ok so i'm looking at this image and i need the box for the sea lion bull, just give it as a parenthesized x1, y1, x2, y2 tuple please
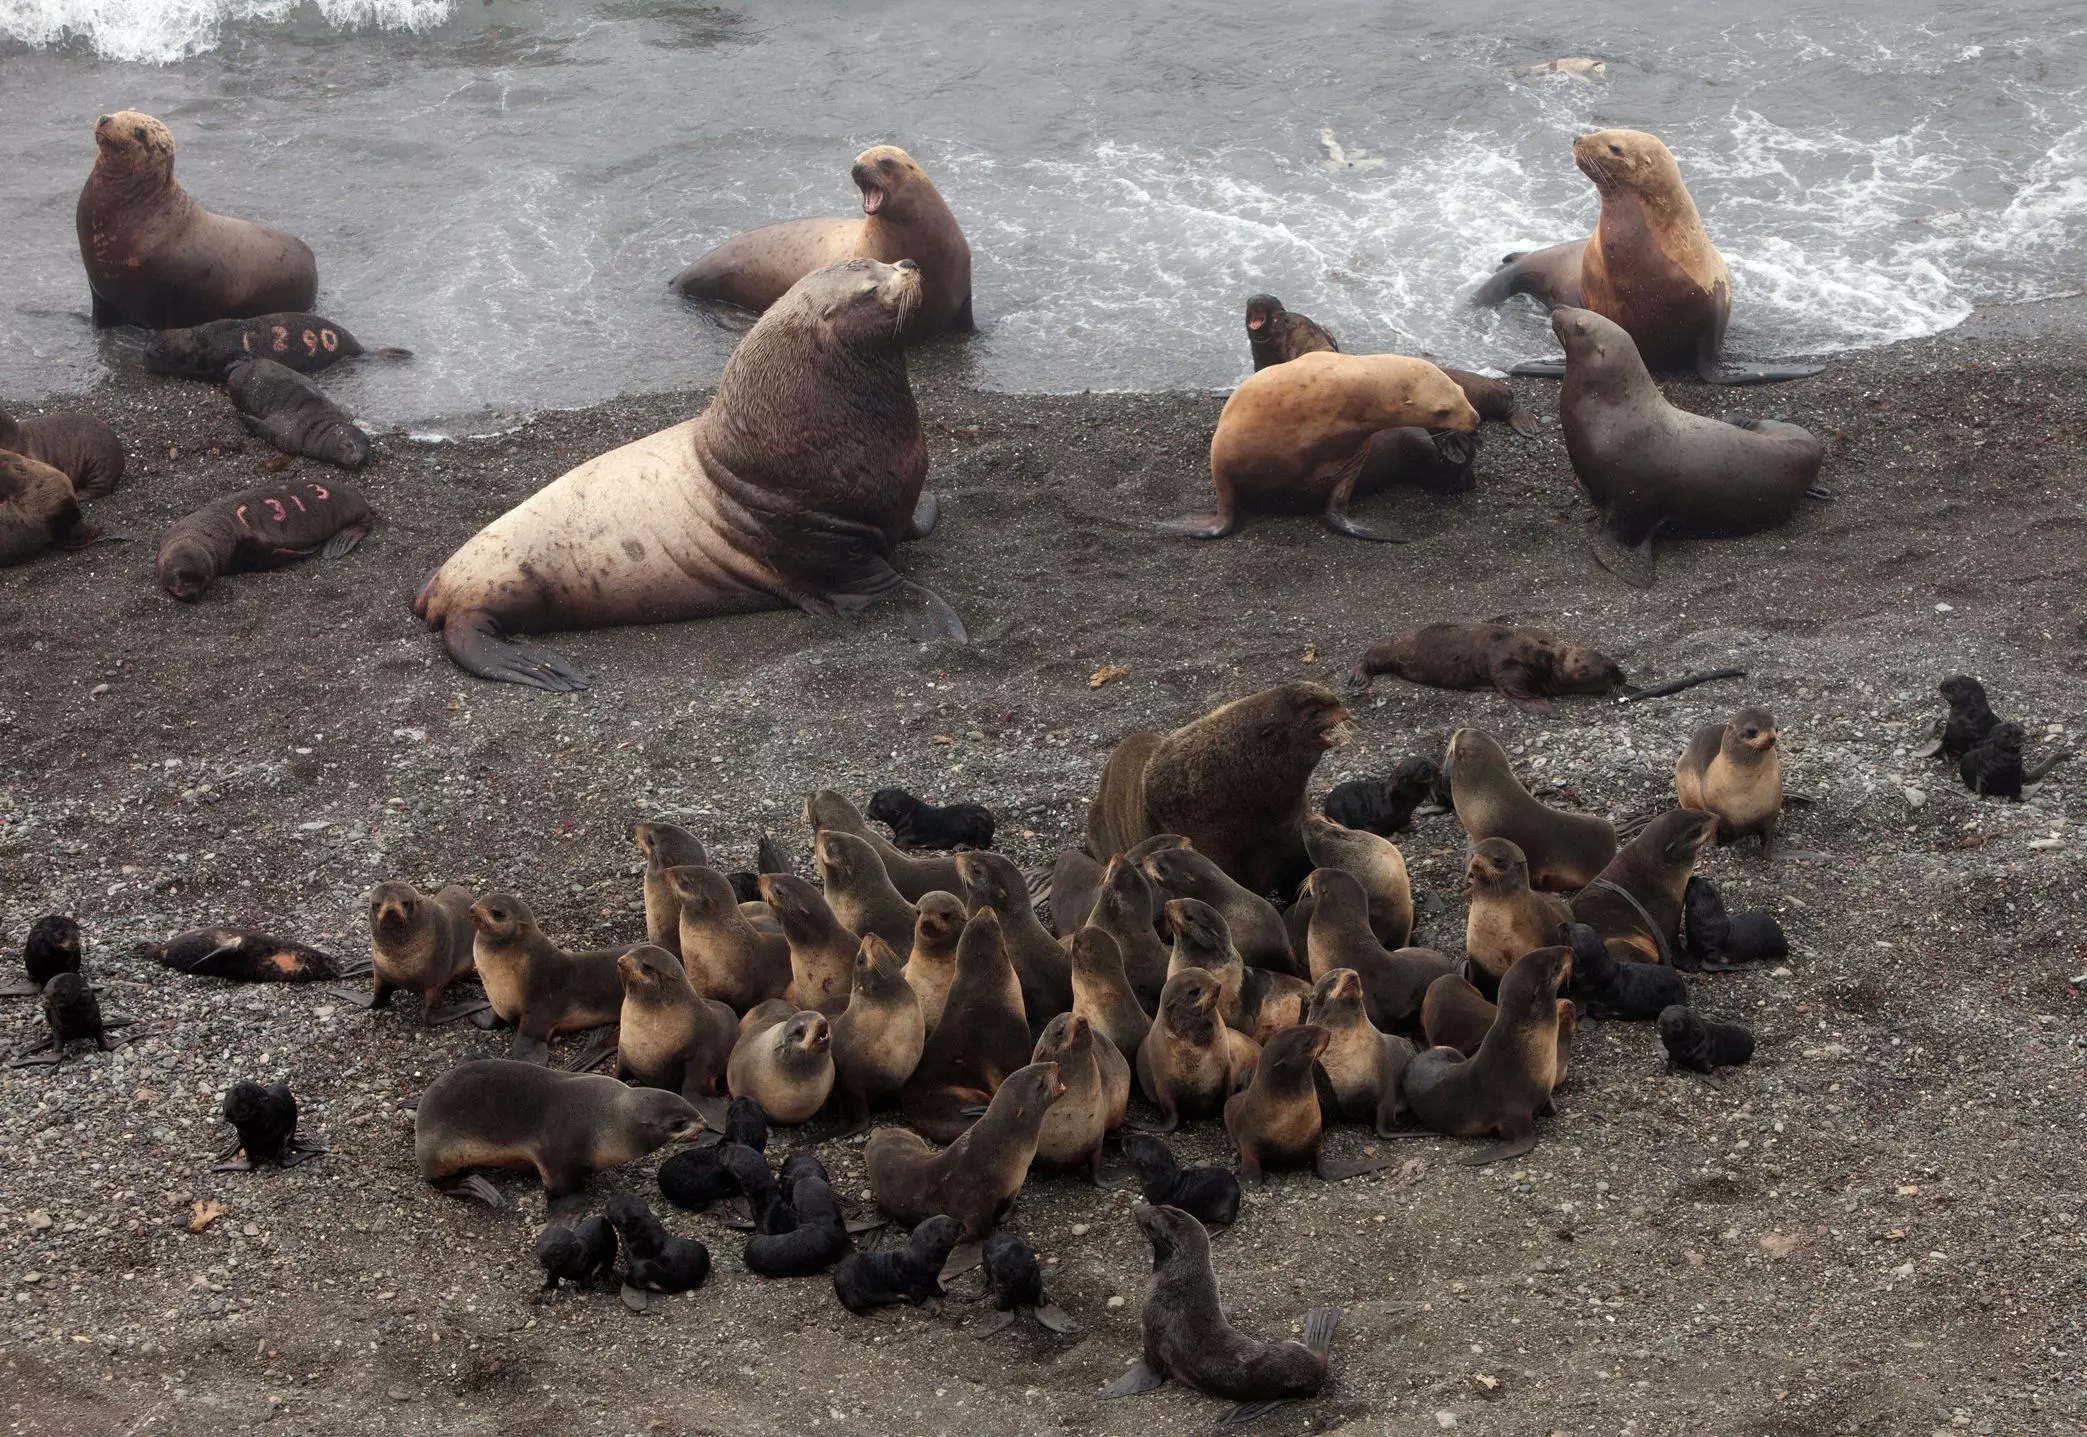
(415, 258, 960, 691)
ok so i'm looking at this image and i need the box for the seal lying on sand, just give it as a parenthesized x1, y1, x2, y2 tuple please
(416, 259, 960, 691)
(0, 407, 124, 500)
(156, 478, 372, 600)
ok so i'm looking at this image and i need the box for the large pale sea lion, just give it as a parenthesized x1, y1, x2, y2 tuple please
(672, 145, 972, 341)
(76, 112, 318, 330)
(1471, 127, 1821, 385)
(414, 259, 961, 691)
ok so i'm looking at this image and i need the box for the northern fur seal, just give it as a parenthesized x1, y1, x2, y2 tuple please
(672, 145, 973, 339)
(1090, 684, 1349, 900)
(1163, 351, 1479, 540)
(1678, 876, 1788, 972)
(900, 908, 1032, 1141)
(1562, 920, 1687, 1019)
(414, 1058, 702, 1208)
(1080, 854, 1172, 1007)
(758, 873, 859, 1015)
(0, 915, 83, 996)
(1675, 705, 1784, 853)
(833, 1214, 965, 1313)
(667, 864, 791, 1009)
(727, 1000, 835, 1124)
(1030, 1012, 1128, 1181)
(417, 259, 959, 691)
(1931, 675, 2001, 760)
(866, 787, 995, 850)
(1225, 1024, 1393, 1182)
(469, 894, 632, 1064)
(9, 973, 133, 1067)
(1555, 306, 1826, 586)
(1164, 898, 1310, 1044)
(1303, 815, 1413, 948)
(1102, 1204, 1338, 1424)
(814, 829, 917, 957)
(606, 1192, 712, 1299)
(1300, 868, 1451, 1031)
(0, 453, 93, 568)
(903, 890, 966, 1031)
(77, 111, 317, 330)
(1420, 970, 1497, 1056)
(1350, 622, 1625, 705)
(804, 790, 966, 902)
(615, 944, 738, 1102)
(0, 407, 124, 501)
(144, 928, 339, 982)
(214, 1081, 321, 1171)
(1308, 968, 1416, 1134)
(143, 313, 406, 380)
(866, 1061, 1065, 1238)
(1121, 1136, 1242, 1229)
(830, 936, 926, 1136)
(1473, 128, 1822, 385)
(1463, 838, 1574, 989)
(955, 850, 1073, 1024)
(1659, 1005, 1756, 1073)
(633, 821, 709, 953)
(1961, 721, 2070, 800)
(1137, 969, 1260, 1131)
(156, 478, 372, 600)
(537, 1216, 618, 1291)
(1402, 944, 1571, 1163)
(1142, 846, 1296, 975)
(226, 358, 370, 467)
(331, 881, 487, 1025)
(1322, 757, 1442, 838)
(1569, 809, 1718, 963)
(1444, 727, 1616, 890)
(1070, 926, 1154, 1063)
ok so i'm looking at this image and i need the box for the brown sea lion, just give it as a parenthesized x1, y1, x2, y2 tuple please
(672, 145, 973, 340)
(1091, 684, 1347, 900)
(1164, 352, 1479, 541)
(1555, 305, 1828, 587)
(143, 312, 406, 380)
(155, 477, 372, 601)
(1419, 971, 1496, 1057)
(1225, 1024, 1393, 1182)
(1303, 815, 1413, 948)
(727, 1000, 835, 1124)
(1163, 899, 1309, 1044)
(1300, 868, 1452, 1032)
(1443, 727, 1616, 891)
(1401, 944, 1571, 1164)
(1350, 622, 1626, 705)
(414, 1058, 701, 1209)
(0, 453, 93, 568)
(331, 881, 486, 1025)
(1078, 853, 1173, 1007)
(866, 1062, 1066, 1239)
(814, 829, 918, 957)
(225, 358, 370, 469)
(1675, 705, 1784, 854)
(1030, 1013, 1127, 1182)
(1140, 846, 1296, 975)
(830, 936, 927, 1137)
(1070, 927, 1153, 1065)
(1473, 128, 1822, 385)
(1307, 968, 1416, 1134)
(667, 865, 791, 1010)
(955, 851, 1073, 1024)
(0, 407, 125, 500)
(468, 893, 634, 1064)
(1570, 809, 1719, 963)
(633, 821, 708, 954)
(614, 944, 738, 1104)
(416, 260, 958, 692)
(804, 791, 965, 902)
(903, 890, 967, 1032)
(76, 111, 317, 330)
(1463, 838, 1575, 990)
(758, 873, 859, 1015)
(1136, 969, 1260, 1132)
(900, 909, 1032, 1142)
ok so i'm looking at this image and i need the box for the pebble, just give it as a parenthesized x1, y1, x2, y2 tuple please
(1106, 1295, 1125, 1309)
(1435, 1412, 1459, 1429)
(1904, 788, 1927, 808)
(1069, 1223, 1090, 1236)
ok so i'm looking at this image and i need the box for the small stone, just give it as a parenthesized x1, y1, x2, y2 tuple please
(386, 1388, 412, 1402)
(1934, 602, 1953, 613)
(89, 683, 109, 699)
(1106, 1295, 1126, 1309)
(2028, 838, 2063, 851)
(1069, 1223, 1090, 1237)
(1903, 788, 1926, 809)
(1435, 1412, 1459, 1429)
(25, 1211, 52, 1232)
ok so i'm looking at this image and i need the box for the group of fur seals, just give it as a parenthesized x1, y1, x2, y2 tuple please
(1919, 675, 2070, 799)
(1352, 622, 1626, 705)
(156, 477, 372, 600)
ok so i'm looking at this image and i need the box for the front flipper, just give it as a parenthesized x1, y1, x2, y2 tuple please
(1156, 509, 1236, 540)
(280, 1140, 326, 1168)
(1507, 360, 1568, 379)
(1462, 1120, 1537, 1166)
(688, 1093, 732, 1131)
(1699, 362, 1826, 386)
(1033, 1303, 1078, 1333)
(436, 1174, 506, 1208)
(439, 611, 590, 693)
(890, 581, 967, 643)
(508, 1032, 553, 1065)
(905, 491, 940, 541)
(941, 1241, 984, 1277)
(1098, 1359, 1167, 1400)
(972, 1310, 1018, 1339)
(423, 997, 493, 1026)
(321, 525, 368, 561)
(1590, 522, 1657, 589)
(1222, 1399, 1296, 1427)
(1805, 484, 1835, 501)
(1507, 407, 1541, 438)
(0, 980, 41, 997)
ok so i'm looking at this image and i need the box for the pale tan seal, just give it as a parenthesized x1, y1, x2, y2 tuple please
(902, 890, 967, 1032)
(726, 1000, 835, 1125)
(667, 865, 792, 1010)
(830, 935, 927, 1137)
(1675, 705, 1784, 855)
(805, 790, 965, 902)
(633, 821, 708, 954)
(1443, 727, 1616, 891)
(814, 828, 918, 957)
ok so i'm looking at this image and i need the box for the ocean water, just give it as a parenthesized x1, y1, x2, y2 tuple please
(1, 0, 2083, 429)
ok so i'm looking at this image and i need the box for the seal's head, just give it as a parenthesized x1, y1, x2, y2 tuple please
(850, 934, 909, 998)
(468, 893, 533, 943)
(1068, 926, 1125, 981)
(1262, 1022, 1332, 1080)
(1307, 966, 1366, 1025)
(368, 881, 422, 937)
(1157, 968, 1222, 1039)
(1465, 837, 1533, 896)
(1939, 674, 1988, 709)
(850, 145, 931, 219)
(1985, 721, 2026, 756)
(913, 890, 966, 949)
(1729, 705, 1779, 754)
(1244, 294, 1286, 336)
(794, 256, 924, 343)
(1162, 897, 1232, 968)
(155, 536, 219, 602)
(1034, 1012, 1094, 1063)
(1572, 127, 1681, 196)
(618, 944, 686, 999)
(93, 111, 175, 179)
(1559, 644, 1627, 693)
(782, 1010, 832, 1059)
(1499, 943, 1573, 1015)
(1134, 1202, 1210, 1267)
(1643, 808, 1720, 868)
(621, 1089, 706, 1148)
(662, 865, 734, 924)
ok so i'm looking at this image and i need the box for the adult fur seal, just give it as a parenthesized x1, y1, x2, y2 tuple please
(727, 1000, 835, 1124)
(1308, 968, 1416, 1134)
(1101, 1203, 1338, 1424)
(667, 864, 791, 1009)
(1164, 899, 1310, 1044)
(1675, 705, 1784, 853)
(1472, 128, 1821, 385)
(0, 407, 125, 500)
(830, 936, 926, 1136)
(1070, 926, 1154, 1063)
(1226, 1023, 1393, 1182)
(332, 881, 486, 1025)
(1300, 868, 1452, 1031)
(758, 873, 859, 1015)
(413, 1058, 702, 1208)
(143, 313, 405, 380)
(1419, 971, 1497, 1056)
(804, 790, 965, 902)
(1463, 838, 1574, 990)
(955, 851, 1073, 1024)
(1350, 622, 1625, 705)
(1080, 854, 1172, 1007)
(1555, 306, 1826, 587)
(814, 829, 917, 957)
(672, 145, 973, 340)
(1030, 1012, 1128, 1182)
(225, 358, 371, 469)
(0, 453, 93, 568)
(416, 259, 959, 691)
(156, 478, 372, 600)
(1162, 352, 1479, 541)
(1569, 809, 1719, 964)
(866, 1061, 1065, 1238)
(1402, 944, 1571, 1163)
(1444, 727, 1616, 890)
(469, 893, 632, 1064)
(615, 944, 738, 1104)
(903, 890, 966, 1031)
(900, 908, 1032, 1141)
(76, 111, 317, 330)
(1142, 845, 1296, 975)
(1090, 684, 1349, 900)
(1303, 815, 1413, 947)
(1137, 969, 1260, 1131)
(633, 821, 708, 953)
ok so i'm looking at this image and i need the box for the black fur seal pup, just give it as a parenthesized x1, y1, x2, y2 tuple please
(633, 821, 708, 954)
(1322, 757, 1441, 838)
(1402, 944, 1570, 1164)
(156, 477, 373, 601)
(332, 881, 487, 1025)
(1561, 921, 1686, 1019)
(976, 1231, 1075, 1335)
(744, 1173, 854, 1278)
(1, 915, 84, 996)
(143, 927, 340, 982)
(143, 312, 407, 380)
(1679, 877, 1788, 972)
(225, 357, 371, 468)
(1922, 674, 2000, 760)
(833, 1214, 965, 1314)
(866, 1061, 1066, 1238)
(1961, 721, 2069, 800)
(10, 972, 133, 1067)
(1101, 1203, 1339, 1425)
(867, 787, 996, 850)
(1120, 1134, 1241, 1229)
(469, 893, 633, 1064)
(537, 1216, 617, 1291)
(1659, 1005, 1756, 1073)
(657, 1139, 773, 1214)
(606, 1191, 711, 1307)
(214, 1080, 322, 1170)
(414, 1059, 703, 1208)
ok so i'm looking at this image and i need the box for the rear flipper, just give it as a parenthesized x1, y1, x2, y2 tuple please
(0, 979, 43, 997)
(371, 346, 414, 361)
(973, 1310, 1018, 1339)
(1033, 1303, 1078, 1333)
(508, 1032, 553, 1065)
(1507, 407, 1541, 438)
(1507, 360, 1568, 379)
(1590, 522, 1657, 589)
(1302, 1304, 1339, 1355)
(905, 491, 940, 541)
(1098, 1358, 1167, 1400)
(1463, 1119, 1537, 1166)
(468, 1007, 506, 1031)
(1222, 1399, 1294, 1426)
(422, 996, 492, 1025)
(437, 610, 590, 693)
(563, 1028, 619, 1073)
(1314, 1149, 1399, 1181)
(436, 1174, 506, 1208)
(1698, 361, 1826, 386)
(322, 525, 367, 561)
(1157, 508, 1237, 541)
(941, 1241, 984, 1277)
(688, 1093, 732, 1131)
(1323, 453, 1410, 544)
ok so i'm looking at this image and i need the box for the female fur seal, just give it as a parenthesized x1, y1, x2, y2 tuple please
(1302, 815, 1413, 948)
(469, 893, 632, 1064)
(668, 864, 791, 1009)
(902, 890, 966, 1031)
(416, 259, 961, 691)
(1163, 352, 1479, 541)
(1463, 838, 1574, 990)
(1225, 1023, 1393, 1182)
(865, 1061, 1065, 1238)
(156, 478, 372, 600)
(1029, 1012, 1129, 1182)
(829, 936, 926, 1136)
(1472, 128, 1821, 385)
(76, 112, 317, 330)
(1555, 306, 1827, 587)
(1570, 809, 1718, 964)
(955, 850, 1073, 1024)
(0, 407, 125, 500)
(804, 790, 966, 902)
(900, 909, 1032, 1141)
(143, 312, 405, 380)
(1070, 926, 1154, 1064)
(1444, 727, 1615, 890)
(1675, 706, 1784, 854)
(1137, 969, 1260, 1132)
(1079, 854, 1172, 1007)
(1300, 868, 1452, 1031)
(1401, 944, 1571, 1164)
(814, 829, 917, 957)
(615, 944, 738, 1103)
(633, 821, 708, 953)
(1350, 622, 1625, 704)
(727, 1000, 834, 1124)
(1307, 968, 1416, 1135)
(332, 881, 486, 1025)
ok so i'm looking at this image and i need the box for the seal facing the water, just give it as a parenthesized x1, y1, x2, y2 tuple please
(415, 259, 960, 690)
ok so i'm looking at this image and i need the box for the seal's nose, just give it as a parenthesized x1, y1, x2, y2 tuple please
(894, 258, 920, 272)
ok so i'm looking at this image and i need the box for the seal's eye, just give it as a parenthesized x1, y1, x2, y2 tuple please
(132, 127, 146, 141)
(1607, 143, 1623, 155)
(878, 157, 896, 171)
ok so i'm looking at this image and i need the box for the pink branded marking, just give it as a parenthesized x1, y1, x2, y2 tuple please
(321, 329, 339, 352)
(265, 498, 286, 522)
(234, 504, 251, 531)
(308, 484, 330, 501)
(301, 329, 319, 355)
(271, 325, 290, 354)
(291, 493, 307, 512)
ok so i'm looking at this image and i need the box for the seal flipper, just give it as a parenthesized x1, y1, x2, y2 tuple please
(1323, 454, 1410, 544)
(1698, 362, 1827, 386)
(438, 611, 590, 693)
(1314, 1148, 1398, 1181)
(422, 996, 493, 1025)
(0, 979, 45, 997)
(905, 490, 940, 541)
(1463, 1116, 1538, 1166)
(468, 1006, 506, 1031)
(436, 1174, 506, 1208)
(1098, 1358, 1167, 1400)
(321, 525, 367, 560)
(1507, 407, 1541, 438)
(890, 581, 968, 643)
(563, 1028, 619, 1073)
(1157, 509, 1236, 540)
(951, 294, 976, 332)
(1589, 522, 1657, 589)
(1507, 360, 1568, 379)
(1033, 1303, 1078, 1333)
(508, 1032, 553, 1065)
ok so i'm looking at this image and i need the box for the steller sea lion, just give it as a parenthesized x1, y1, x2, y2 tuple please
(668, 865, 791, 1010)
(1555, 306, 1827, 587)
(156, 477, 371, 600)
(225, 358, 370, 467)
(1676, 705, 1784, 853)
(76, 111, 317, 330)
(1029, 1012, 1128, 1182)
(1079, 853, 1173, 1007)
(900, 908, 1032, 1142)
(829, 935, 926, 1137)
(1350, 622, 1625, 705)
(903, 890, 967, 1032)
(866, 1061, 1066, 1239)
(0, 406, 124, 501)
(1307, 969, 1416, 1135)
(633, 821, 708, 954)
(1401, 944, 1570, 1163)
(1473, 128, 1822, 386)
(143, 312, 406, 380)
(469, 893, 633, 1065)
(1163, 351, 1479, 541)
(1463, 838, 1574, 990)
(332, 881, 486, 1025)
(1300, 868, 1451, 1032)
(814, 829, 918, 957)
(757, 873, 859, 1015)
(1443, 727, 1616, 891)
(417, 260, 960, 691)
(0, 453, 93, 568)
(615, 944, 738, 1104)
(673, 145, 972, 340)
(1569, 809, 1719, 964)
(1136, 968, 1260, 1132)
(727, 1000, 834, 1124)
(804, 790, 965, 902)
(1303, 815, 1413, 948)
(955, 850, 1073, 1025)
